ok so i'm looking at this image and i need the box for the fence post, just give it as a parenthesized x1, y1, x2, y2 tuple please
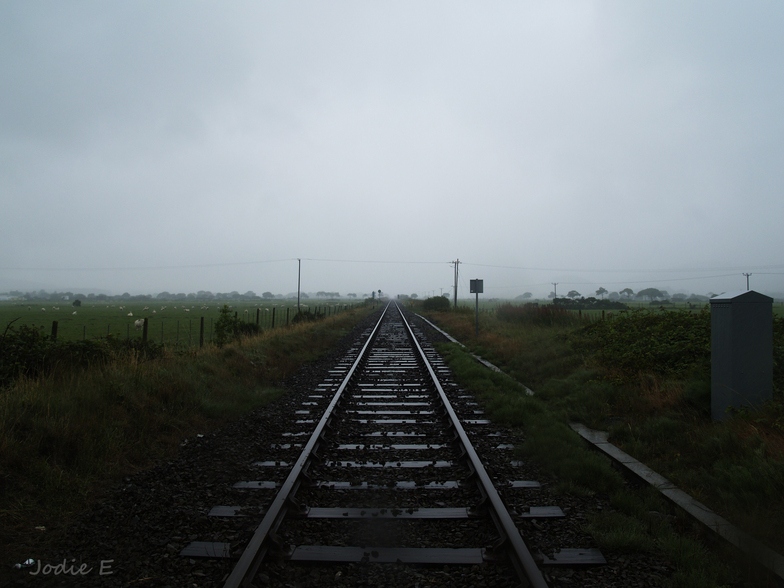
(189, 319, 192, 347)
(256, 308, 260, 325)
(200, 317, 204, 348)
(272, 307, 276, 329)
(51, 320, 58, 341)
(142, 318, 148, 343)
(286, 308, 290, 325)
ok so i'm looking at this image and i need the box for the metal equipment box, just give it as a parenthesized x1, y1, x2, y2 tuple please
(709, 290, 773, 421)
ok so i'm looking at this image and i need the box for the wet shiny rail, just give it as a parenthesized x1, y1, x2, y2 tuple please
(187, 302, 563, 587)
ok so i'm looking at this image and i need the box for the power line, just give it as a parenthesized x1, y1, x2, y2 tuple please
(461, 262, 784, 273)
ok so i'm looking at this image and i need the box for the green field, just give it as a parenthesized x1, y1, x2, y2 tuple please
(0, 299, 361, 348)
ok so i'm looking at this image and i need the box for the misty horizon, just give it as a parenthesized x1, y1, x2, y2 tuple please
(3, 3, 783, 300)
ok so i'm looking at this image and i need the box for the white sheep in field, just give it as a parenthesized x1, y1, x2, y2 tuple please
(184, 308, 190, 312)
(143, 306, 149, 311)
(72, 311, 77, 315)
(134, 319, 144, 330)
(41, 308, 46, 311)
(152, 310, 156, 314)
(127, 312, 133, 317)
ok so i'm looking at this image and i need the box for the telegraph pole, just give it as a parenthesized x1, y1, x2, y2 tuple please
(743, 273, 752, 291)
(452, 259, 460, 308)
(552, 282, 558, 300)
(297, 258, 301, 313)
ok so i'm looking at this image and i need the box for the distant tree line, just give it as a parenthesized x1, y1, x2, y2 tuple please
(543, 287, 714, 305)
(1, 290, 362, 303)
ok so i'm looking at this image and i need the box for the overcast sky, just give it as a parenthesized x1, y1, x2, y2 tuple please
(2, 1, 783, 299)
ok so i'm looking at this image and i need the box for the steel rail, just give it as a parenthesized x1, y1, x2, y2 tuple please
(396, 302, 549, 588)
(223, 303, 391, 588)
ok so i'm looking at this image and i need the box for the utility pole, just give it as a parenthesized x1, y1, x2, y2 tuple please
(743, 273, 752, 291)
(552, 282, 558, 300)
(452, 259, 460, 308)
(297, 258, 301, 313)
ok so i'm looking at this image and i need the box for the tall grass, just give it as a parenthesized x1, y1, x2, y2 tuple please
(418, 302, 784, 584)
(0, 305, 374, 560)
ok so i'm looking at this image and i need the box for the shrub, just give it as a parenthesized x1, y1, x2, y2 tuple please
(423, 296, 451, 312)
(496, 303, 582, 327)
(214, 304, 261, 347)
(292, 310, 324, 324)
(0, 322, 163, 389)
(571, 308, 711, 382)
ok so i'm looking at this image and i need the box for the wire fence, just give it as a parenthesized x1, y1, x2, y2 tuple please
(30, 303, 361, 349)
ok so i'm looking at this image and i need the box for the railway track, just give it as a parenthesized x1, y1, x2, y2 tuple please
(179, 302, 604, 587)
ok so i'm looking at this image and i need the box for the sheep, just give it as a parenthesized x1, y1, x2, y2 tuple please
(152, 310, 156, 314)
(41, 308, 46, 311)
(143, 306, 149, 311)
(127, 312, 133, 317)
(184, 308, 190, 312)
(134, 319, 144, 330)
(72, 311, 77, 315)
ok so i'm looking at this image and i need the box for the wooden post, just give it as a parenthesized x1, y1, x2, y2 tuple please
(272, 307, 276, 329)
(256, 308, 260, 325)
(200, 317, 204, 348)
(286, 307, 290, 325)
(51, 320, 58, 341)
(142, 318, 148, 343)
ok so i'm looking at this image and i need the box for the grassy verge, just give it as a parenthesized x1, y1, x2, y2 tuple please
(420, 304, 783, 586)
(0, 304, 376, 560)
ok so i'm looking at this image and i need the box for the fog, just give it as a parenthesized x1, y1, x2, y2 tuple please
(2, 2, 783, 300)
